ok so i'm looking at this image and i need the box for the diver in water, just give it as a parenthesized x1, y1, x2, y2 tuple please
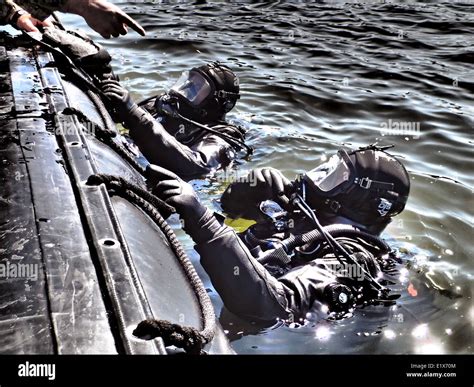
(101, 62, 250, 180)
(148, 144, 410, 322)
(33, 27, 248, 180)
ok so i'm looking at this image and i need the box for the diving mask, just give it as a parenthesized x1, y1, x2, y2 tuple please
(170, 70, 213, 108)
(303, 150, 356, 198)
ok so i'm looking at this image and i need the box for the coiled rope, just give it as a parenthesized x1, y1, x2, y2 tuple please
(87, 173, 216, 354)
(29, 29, 217, 353)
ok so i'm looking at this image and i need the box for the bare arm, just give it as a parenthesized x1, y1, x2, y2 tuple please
(15, 0, 145, 39)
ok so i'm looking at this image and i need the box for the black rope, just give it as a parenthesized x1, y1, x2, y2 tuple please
(24, 30, 147, 177)
(86, 173, 175, 218)
(133, 320, 206, 355)
(86, 88, 120, 142)
(86, 174, 216, 354)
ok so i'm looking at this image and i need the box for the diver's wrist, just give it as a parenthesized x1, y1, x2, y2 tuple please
(120, 103, 140, 127)
(124, 104, 158, 132)
(181, 201, 207, 227)
(182, 208, 218, 244)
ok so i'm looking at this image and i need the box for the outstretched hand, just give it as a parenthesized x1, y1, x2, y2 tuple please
(64, 0, 146, 39)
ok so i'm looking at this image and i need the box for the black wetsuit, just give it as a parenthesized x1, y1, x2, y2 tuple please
(183, 184, 392, 322)
(122, 97, 246, 180)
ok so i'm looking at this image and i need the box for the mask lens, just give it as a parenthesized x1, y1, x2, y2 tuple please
(306, 153, 351, 193)
(171, 70, 212, 106)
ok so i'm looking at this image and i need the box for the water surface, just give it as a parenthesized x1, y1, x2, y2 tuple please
(62, 1, 473, 354)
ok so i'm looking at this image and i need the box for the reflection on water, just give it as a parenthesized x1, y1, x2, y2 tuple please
(61, 1, 473, 354)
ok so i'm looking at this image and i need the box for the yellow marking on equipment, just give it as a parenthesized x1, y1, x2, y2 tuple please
(224, 217, 256, 233)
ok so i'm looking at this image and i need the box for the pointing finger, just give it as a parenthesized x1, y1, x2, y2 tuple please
(116, 11, 146, 36)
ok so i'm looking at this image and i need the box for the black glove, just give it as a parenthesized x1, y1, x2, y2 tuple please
(147, 165, 206, 225)
(101, 79, 137, 122)
(221, 167, 294, 218)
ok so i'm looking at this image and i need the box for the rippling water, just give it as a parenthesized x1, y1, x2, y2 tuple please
(62, 1, 473, 354)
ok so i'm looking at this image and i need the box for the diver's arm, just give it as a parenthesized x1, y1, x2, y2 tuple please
(127, 106, 223, 179)
(102, 80, 221, 179)
(189, 134, 234, 171)
(191, 211, 342, 321)
(187, 209, 297, 321)
(149, 166, 298, 321)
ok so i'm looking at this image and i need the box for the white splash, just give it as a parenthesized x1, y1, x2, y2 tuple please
(412, 324, 429, 339)
(384, 329, 397, 340)
(315, 326, 331, 341)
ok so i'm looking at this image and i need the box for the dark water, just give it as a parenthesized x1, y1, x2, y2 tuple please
(62, 1, 473, 354)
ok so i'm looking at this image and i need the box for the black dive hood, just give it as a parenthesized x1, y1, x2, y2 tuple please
(299, 145, 410, 235)
(158, 62, 240, 124)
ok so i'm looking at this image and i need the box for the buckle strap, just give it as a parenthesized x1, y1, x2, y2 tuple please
(354, 177, 394, 192)
(215, 90, 240, 99)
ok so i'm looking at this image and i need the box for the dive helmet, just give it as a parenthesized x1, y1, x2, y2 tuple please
(159, 62, 240, 123)
(300, 145, 410, 233)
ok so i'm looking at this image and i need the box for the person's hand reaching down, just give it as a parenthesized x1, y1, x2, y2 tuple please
(63, 0, 146, 39)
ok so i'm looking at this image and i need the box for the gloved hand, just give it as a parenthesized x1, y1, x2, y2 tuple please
(221, 167, 294, 217)
(252, 168, 293, 203)
(147, 165, 207, 226)
(101, 79, 137, 123)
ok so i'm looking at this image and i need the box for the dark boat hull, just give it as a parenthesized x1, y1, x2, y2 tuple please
(0, 32, 232, 354)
